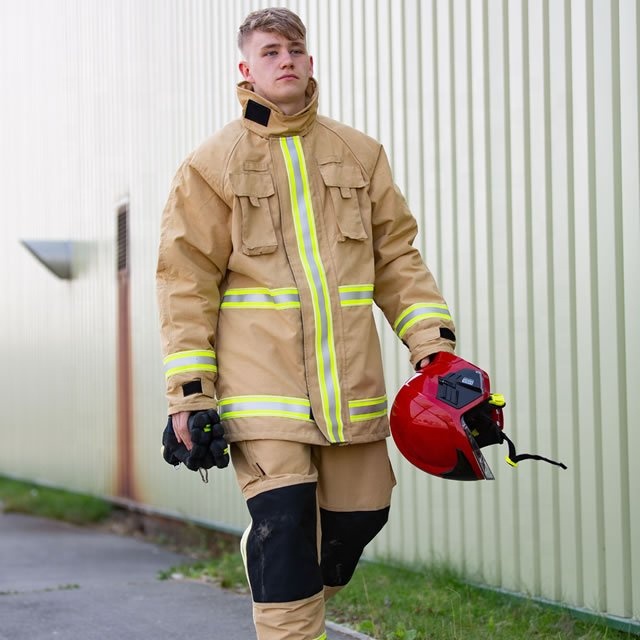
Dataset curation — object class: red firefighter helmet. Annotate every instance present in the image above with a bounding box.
[390,352,566,480]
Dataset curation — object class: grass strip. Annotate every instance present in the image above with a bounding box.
[0,476,112,525]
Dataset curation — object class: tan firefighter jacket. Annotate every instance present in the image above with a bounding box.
[157,79,456,446]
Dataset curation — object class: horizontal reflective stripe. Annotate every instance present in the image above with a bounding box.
[313,634,327,640]
[339,284,374,307]
[221,287,300,309]
[218,395,313,422]
[393,303,451,339]
[163,350,217,378]
[348,395,388,422]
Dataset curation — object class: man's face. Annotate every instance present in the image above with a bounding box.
[239,30,313,115]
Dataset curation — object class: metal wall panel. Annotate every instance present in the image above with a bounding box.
[0,0,637,623]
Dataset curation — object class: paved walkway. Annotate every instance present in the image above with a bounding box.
[0,512,370,640]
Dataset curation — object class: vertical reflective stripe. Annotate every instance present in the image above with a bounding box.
[163,349,217,378]
[280,136,344,443]
[339,284,374,306]
[393,303,452,339]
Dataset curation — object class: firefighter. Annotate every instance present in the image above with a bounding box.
[156,8,456,640]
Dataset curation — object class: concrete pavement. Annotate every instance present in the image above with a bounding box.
[0,512,371,640]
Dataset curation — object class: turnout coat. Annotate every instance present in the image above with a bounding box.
[157,79,455,446]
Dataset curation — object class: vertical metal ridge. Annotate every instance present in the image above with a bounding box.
[461,0,475,576]
[585,0,607,612]
[432,0,443,285]
[520,0,543,596]
[563,0,585,607]
[501,0,518,589]
[448,0,460,353]
[541,0,563,602]
[609,0,632,616]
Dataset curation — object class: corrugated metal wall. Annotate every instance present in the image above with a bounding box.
[0,0,637,624]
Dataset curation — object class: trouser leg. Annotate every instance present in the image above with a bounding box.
[232,440,326,640]
[314,439,396,595]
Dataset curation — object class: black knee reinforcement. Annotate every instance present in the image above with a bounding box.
[320,507,390,587]
[245,482,323,603]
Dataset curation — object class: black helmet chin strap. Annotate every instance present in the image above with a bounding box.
[501,431,567,470]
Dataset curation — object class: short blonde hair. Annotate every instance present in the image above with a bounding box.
[237,7,306,52]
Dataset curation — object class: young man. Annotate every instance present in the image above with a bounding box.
[157,8,456,640]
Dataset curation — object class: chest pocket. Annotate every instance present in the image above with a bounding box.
[229,172,278,255]
[318,162,369,241]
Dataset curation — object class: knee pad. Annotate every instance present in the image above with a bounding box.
[320,507,390,587]
[245,482,323,603]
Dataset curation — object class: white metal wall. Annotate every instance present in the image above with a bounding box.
[0,0,637,624]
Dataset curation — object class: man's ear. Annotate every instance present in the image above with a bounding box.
[309,55,314,76]
[239,61,252,81]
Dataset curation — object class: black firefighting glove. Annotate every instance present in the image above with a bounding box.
[162,409,229,472]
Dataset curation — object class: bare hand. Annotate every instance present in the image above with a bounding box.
[417,356,432,369]
[172,411,192,450]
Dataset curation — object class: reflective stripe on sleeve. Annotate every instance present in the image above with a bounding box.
[393,303,452,340]
[163,350,217,378]
[218,395,313,422]
[280,136,344,443]
[338,284,374,307]
[221,287,301,310]
[348,395,388,422]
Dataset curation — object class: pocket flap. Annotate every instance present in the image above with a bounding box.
[318,163,367,189]
[229,172,275,198]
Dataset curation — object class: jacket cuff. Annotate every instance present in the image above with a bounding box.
[406,326,456,369]
[166,372,217,414]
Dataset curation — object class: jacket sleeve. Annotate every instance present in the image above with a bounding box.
[156,159,232,414]
[369,146,456,367]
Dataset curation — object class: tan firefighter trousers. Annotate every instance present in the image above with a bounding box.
[231,438,396,640]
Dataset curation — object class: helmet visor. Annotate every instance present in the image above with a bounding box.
[461,416,495,480]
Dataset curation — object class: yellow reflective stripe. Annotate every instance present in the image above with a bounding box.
[163,349,216,364]
[348,395,388,422]
[163,350,217,378]
[224,287,299,296]
[393,303,451,339]
[221,287,301,310]
[280,136,344,443]
[339,284,374,307]
[312,633,327,640]
[165,364,218,378]
[218,395,313,422]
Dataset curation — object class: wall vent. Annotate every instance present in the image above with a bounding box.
[117,205,129,273]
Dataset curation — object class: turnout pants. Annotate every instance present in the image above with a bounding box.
[231,439,396,640]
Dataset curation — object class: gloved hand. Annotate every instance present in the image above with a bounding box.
[162,409,229,472]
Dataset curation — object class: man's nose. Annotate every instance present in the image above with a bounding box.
[280,51,294,67]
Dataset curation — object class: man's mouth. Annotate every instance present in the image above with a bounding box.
[277,74,299,81]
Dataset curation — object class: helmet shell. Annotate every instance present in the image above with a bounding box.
[390,352,499,480]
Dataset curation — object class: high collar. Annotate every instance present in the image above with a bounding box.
[237,78,319,138]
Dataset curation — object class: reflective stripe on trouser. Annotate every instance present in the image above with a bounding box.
[231,439,396,640]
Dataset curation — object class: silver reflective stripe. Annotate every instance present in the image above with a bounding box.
[163,350,217,378]
[280,136,344,443]
[339,284,374,306]
[218,395,313,421]
[348,396,388,422]
[221,288,300,309]
[393,303,451,339]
